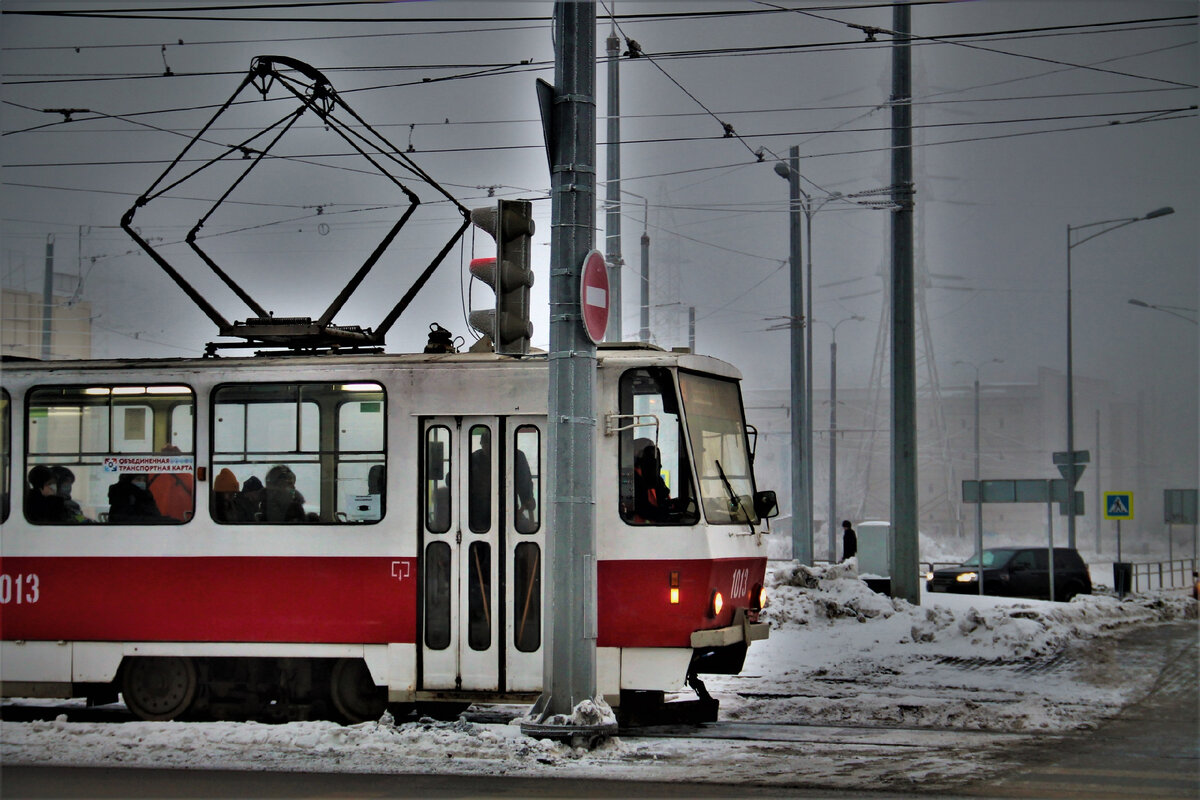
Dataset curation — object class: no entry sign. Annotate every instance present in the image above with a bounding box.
[580,249,609,344]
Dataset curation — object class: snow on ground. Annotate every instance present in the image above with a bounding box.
[2,562,1195,791]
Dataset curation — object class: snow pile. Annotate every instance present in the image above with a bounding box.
[764,561,1196,659]
[515,697,617,730]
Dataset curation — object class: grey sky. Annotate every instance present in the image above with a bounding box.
[2,1,1196,486]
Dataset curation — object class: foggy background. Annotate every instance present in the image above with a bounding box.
[3,1,1196,555]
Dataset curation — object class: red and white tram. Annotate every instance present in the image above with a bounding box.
[0,343,774,722]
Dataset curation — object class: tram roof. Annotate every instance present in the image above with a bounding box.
[0,343,742,381]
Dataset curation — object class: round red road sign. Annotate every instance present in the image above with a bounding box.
[580,249,609,344]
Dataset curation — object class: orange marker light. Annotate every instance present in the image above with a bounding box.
[669,571,680,604]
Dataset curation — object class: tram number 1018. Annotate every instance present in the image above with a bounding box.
[0,573,41,605]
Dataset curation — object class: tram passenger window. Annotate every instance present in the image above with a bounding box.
[425,425,452,533]
[25,385,196,525]
[513,425,539,534]
[467,425,491,533]
[467,541,491,650]
[1,390,9,523]
[513,542,541,652]
[211,382,385,524]
[617,368,699,526]
[424,541,452,650]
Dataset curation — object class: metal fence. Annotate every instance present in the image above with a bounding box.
[1130,558,1198,593]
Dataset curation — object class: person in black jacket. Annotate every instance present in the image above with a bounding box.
[108,473,167,523]
[26,465,69,523]
[841,519,857,561]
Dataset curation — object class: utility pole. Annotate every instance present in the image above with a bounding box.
[890,4,919,604]
[639,220,650,343]
[41,234,55,360]
[524,0,610,739]
[785,146,811,564]
[604,15,623,342]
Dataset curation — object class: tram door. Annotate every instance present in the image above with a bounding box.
[420,416,545,693]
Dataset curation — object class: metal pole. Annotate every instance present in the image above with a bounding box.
[532,0,598,724]
[639,225,650,343]
[1047,490,1055,602]
[1066,225,1077,550]
[787,146,811,565]
[41,234,55,359]
[805,208,815,549]
[890,3,919,604]
[1094,410,1101,554]
[688,306,695,352]
[829,337,837,560]
[604,18,623,342]
[974,376,983,595]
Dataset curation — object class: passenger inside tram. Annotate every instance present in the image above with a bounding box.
[211,468,242,522]
[262,464,308,522]
[51,465,89,523]
[148,444,194,522]
[26,465,69,524]
[107,473,168,523]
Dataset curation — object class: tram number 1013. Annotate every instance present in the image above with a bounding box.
[730,567,751,601]
[0,573,41,605]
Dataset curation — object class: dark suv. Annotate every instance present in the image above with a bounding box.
[926,547,1092,601]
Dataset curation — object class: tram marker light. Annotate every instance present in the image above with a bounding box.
[709,589,724,618]
[468,199,535,355]
[669,570,680,604]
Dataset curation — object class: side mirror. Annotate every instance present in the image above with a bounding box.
[754,490,779,519]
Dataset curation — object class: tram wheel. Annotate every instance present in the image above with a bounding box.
[329,658,386,723]
[121,656,197,721]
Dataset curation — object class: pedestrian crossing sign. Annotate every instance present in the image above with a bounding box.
[1103,491,1134,520]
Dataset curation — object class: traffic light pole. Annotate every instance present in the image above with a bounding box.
[525,0,609,738]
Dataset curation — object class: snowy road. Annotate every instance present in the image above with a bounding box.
[2,563,1196,796]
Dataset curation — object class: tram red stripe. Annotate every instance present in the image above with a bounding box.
[597,557,766,648]
[0,557,416,644]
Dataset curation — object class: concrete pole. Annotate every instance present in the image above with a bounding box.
[786,146,811,565]
[533,0,598,722]
[974,376,983,595]
[828,337,838,560]
[41,234,55,359]
[1095,409,1102,553]
[890,3,920,604]
[639,226,650,343]
[1065,225,1077,550]
[604,20,623,342]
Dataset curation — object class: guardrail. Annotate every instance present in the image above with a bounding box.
[1129,558,1198,593]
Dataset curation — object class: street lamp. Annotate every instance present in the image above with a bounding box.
[954,357,1002,595]
[820,315,863,560]
[1128,298,1197,325]
[1066,206,1174,549]
[775,151,843,563]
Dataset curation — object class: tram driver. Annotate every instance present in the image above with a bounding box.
[632,438,673,524]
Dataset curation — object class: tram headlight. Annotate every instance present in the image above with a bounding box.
[749,583,766,611]
[758,585,768,609]
[708,589,724,619]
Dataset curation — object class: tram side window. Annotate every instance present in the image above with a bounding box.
[425,425,452,533]
[25,385,196,525]
[1,390,10,523]
[211,382,385,524]
[617,368,699,526]
[513,425,540,534]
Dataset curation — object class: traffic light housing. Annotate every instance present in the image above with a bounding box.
[468,199,535,354]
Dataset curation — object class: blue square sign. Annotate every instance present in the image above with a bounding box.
[1103,491,1134,520]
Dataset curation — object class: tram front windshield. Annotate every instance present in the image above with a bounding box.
[678,371,758,525]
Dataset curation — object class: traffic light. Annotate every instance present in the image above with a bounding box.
[468,199,535,354]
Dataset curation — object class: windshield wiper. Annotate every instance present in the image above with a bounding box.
[715,459,755,534]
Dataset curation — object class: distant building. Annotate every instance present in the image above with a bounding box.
[1,288,93,360]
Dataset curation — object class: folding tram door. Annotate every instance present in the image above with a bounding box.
[419,415,545,695]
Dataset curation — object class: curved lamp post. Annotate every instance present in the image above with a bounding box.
[1066,206,1174,549]
[954,357,1003,595]
[775,152,843,562]
[1128,298,1197,325]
